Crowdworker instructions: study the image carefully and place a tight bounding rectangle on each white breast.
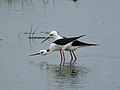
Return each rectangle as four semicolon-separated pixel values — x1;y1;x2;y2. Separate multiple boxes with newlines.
65;43;84;51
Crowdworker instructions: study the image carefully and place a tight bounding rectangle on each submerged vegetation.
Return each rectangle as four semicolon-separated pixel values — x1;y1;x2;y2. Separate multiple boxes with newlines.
0;0;32;4
0;0;77;7
0;0;33;7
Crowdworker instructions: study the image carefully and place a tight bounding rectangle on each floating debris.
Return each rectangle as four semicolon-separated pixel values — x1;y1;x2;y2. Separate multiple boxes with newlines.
28;36;47;39
73;0;78;2
40;31;60;35
17;32;21;40
28;24;39;38
40;31;50;34
18;24;39;40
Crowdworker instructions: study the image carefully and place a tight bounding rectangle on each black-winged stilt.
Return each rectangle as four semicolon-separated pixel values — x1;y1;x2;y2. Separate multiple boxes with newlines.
30;35;84;66
40;31;98;64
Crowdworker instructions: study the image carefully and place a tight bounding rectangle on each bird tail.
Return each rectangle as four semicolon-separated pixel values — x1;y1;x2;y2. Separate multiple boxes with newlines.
70;35;85;41
76;34;85;39
86;43;99;46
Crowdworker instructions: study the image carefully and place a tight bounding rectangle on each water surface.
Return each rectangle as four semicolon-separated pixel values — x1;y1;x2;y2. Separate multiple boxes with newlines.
0;0;120;90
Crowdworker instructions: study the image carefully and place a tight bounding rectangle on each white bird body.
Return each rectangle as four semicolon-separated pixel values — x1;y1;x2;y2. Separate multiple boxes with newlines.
47;31;81;51
40;31;98;64
40;43;72;56
45;31;89;51
30;31;98;65
66;45;81;51
40;35;83;55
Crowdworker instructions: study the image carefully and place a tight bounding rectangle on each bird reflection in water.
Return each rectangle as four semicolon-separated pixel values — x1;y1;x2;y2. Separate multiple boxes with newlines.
39;62;90;89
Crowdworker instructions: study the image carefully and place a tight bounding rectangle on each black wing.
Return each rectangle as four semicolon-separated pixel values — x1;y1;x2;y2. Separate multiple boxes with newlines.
53;35;85;45
72;40;98;46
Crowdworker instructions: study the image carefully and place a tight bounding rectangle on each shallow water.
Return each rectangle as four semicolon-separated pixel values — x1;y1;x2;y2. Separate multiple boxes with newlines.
0;0;120;90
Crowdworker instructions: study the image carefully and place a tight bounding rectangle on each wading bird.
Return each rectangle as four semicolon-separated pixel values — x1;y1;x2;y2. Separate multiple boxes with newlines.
40;31;98;64
30;35;85;66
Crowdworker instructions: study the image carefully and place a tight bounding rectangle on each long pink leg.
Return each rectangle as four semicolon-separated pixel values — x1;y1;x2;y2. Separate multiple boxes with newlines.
72;51;77;64
59;50;63;66
62;50;66;66
69;51;74;65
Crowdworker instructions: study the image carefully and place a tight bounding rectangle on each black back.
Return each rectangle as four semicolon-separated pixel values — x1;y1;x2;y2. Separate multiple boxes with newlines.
53;35;84;45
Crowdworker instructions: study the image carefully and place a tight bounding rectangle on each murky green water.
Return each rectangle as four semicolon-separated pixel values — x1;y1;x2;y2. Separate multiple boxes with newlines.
0;0;120;90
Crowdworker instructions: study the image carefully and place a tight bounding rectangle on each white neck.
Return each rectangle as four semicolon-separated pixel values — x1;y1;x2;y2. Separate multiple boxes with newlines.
47;43;60;54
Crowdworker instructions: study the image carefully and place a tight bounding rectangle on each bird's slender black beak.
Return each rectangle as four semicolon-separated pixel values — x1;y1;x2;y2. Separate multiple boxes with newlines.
41;37;50;44
30;53;40;56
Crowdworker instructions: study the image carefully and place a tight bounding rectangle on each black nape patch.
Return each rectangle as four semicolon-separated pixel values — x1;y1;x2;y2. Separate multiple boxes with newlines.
46;49;50;52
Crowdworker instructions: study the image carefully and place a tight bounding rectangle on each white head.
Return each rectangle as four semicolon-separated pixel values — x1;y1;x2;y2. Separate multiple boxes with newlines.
41;31;62;44
49;31;62;40
39;49;50;55
30;49;50;56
